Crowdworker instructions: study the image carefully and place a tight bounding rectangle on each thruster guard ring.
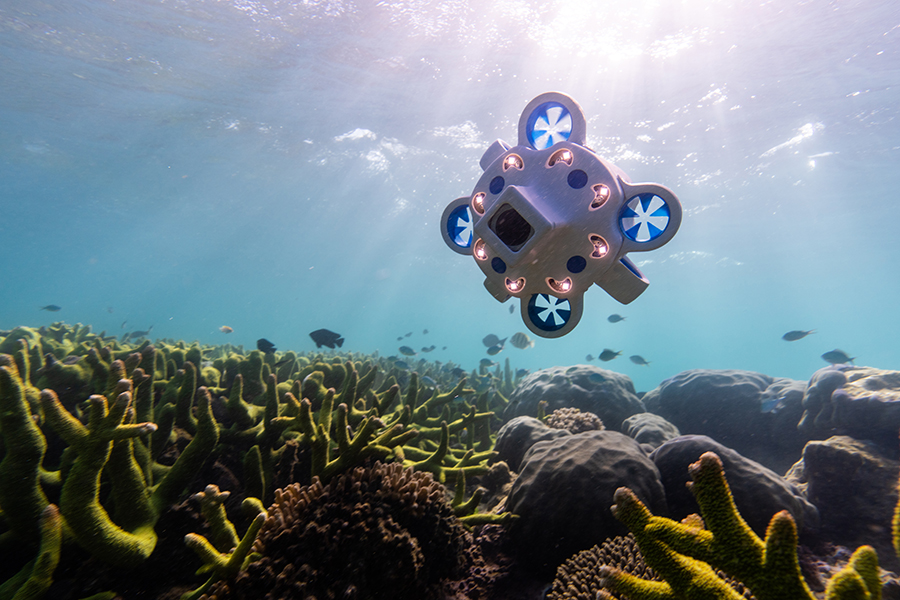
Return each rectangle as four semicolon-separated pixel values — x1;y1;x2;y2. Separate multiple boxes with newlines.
440;92;682;338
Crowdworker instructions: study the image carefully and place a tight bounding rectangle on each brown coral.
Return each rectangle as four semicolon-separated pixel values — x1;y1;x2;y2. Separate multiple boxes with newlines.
544;407;604;434
202;461;471;600
548;533;755;600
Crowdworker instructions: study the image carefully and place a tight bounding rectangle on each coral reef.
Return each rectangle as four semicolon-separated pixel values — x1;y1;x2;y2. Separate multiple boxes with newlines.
598;452;881;600
494;415;571;472
200;462;473;600
642;370;808;473
503;365;644;431
545;407;605;434
507;430;667;574
0;323;515;598
621;412;681;451
651;435;818;536
799;365;900;458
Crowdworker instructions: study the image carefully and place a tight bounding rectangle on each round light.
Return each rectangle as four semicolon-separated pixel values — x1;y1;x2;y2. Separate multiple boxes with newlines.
590;184;610;209
505;277;525;293
547;148;573;167
473;238;488;260
471;192;486;215
589;234;608;258
503;154;524;171
547;277;572;294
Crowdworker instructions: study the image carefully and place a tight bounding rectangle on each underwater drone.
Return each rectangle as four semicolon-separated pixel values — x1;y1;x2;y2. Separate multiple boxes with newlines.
440;92;682;338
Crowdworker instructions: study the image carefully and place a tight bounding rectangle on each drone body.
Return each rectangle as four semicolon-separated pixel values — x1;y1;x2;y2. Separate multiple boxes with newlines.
440;92;682;338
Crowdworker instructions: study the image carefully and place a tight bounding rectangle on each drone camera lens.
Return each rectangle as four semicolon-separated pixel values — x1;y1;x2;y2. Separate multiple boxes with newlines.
489;203;534;252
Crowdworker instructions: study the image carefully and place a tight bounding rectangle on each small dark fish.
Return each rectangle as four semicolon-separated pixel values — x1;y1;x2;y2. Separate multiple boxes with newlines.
509;305;515;314
421;345;436;353
397;336;403;341
220;325;234;333
274;357;292;367
480;358;497;368
394;360;410;370
39;305;62;312
404;332;413;338
607;314;625;323
398;345;417;356
423;329;429;335
121;320;127;329
585;354;594;361
486;344;503;356
515;368;530;378
482;333;501;347
257;338;277;354
450;367;466;378
599;349;622;362
106;306;114;313
309;328;344;349
442;346;447;350
630;355;650;366
822;349;855;365
782;329;815;341
62;355;81;365
589;373;606;384
421;375;436;387
132;326;153;338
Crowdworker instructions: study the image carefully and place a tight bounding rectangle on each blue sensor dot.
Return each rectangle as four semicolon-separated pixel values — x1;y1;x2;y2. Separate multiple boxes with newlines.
491;257;507;274
567;170;588;189
489;176;505;194
566;256;586;273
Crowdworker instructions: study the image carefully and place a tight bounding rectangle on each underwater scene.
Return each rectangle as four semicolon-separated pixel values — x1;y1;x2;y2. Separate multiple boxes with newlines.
2;0;900;598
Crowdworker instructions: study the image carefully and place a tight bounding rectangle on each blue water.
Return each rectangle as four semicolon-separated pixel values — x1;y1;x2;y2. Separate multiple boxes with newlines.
1;0;898;393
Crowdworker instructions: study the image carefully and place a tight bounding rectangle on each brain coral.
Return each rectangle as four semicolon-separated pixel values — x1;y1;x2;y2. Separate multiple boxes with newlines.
503;365;644;431
545;407;605;434
202;462;470;600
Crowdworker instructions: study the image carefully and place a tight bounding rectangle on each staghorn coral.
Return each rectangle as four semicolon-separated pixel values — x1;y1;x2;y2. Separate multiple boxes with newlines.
599;452;881;600
201;461;472;600
545;407;605;434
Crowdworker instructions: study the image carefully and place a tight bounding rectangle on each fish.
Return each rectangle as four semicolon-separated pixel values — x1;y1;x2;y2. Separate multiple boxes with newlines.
480;358;497;368
220;326;234;333
607;314;626;323
585;354;594;361
39;305;62;312
62;355;82;365
121;320;127;329
257;338;277;354
421;345;436;353
482;334;506;348
486;344;504;355
589;373;606;384
106;306;114;313
509;305;515;314
630;355;650;366
398;345;417;356
397;336;403;341
509;332;535;349
782;329;815;341
421;375;437;387
822;349;855;365
274;357;292;367
599;349;622;362
309;328;344;349
404;332;413;338
450;367;466;379
393;360;410;370
132;326;153;338
515;368;530;378
423;329;429;335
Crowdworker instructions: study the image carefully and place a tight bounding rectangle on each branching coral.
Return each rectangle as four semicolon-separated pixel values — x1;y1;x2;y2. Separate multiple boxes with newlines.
598;452;881;600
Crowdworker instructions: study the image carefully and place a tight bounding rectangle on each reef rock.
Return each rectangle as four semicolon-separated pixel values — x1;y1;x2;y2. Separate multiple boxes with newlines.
621;412;680;451
506;430;666;574
651;435;818;537
785;435;899;570
494;416;571;472
798;365;900;458
642;369;808;472
502;365;644;431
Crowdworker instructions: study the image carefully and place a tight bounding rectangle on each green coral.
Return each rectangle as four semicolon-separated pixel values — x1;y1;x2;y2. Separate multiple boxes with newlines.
598;452;882;600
